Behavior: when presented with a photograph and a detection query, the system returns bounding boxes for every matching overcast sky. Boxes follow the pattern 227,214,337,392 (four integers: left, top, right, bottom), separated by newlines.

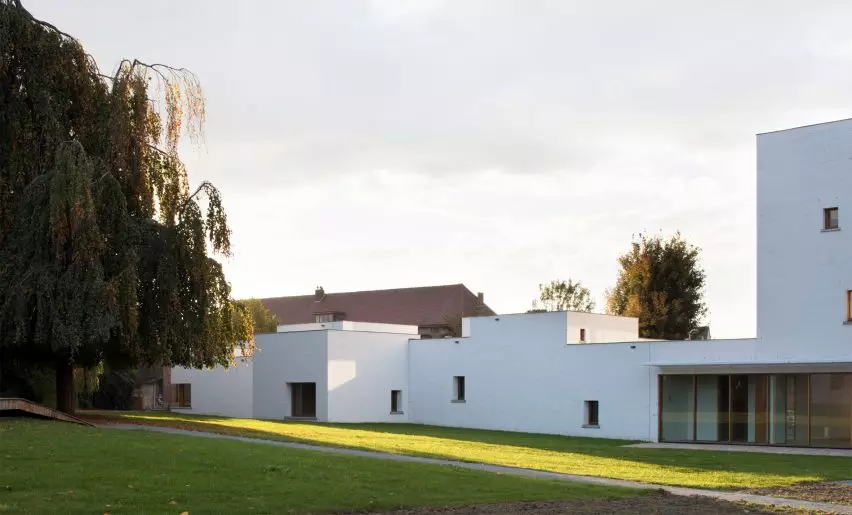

27,0,852,338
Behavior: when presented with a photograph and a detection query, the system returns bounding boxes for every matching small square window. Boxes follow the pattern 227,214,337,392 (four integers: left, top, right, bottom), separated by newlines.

579,328,586,342
391,390,403,414
824,207,839,230
584,400,599,427
453,376,465,402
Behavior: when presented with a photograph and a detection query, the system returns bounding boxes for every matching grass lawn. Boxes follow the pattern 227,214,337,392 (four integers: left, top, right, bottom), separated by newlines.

0,419,638,514
91,411,852,490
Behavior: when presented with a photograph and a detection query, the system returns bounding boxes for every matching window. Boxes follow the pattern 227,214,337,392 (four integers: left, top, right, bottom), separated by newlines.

824,207,839,230
453,376,466,402
847,290,852,322
584,400,599,427
391,390,403,414
315,313,334,323
171,384,191,408
580,328,586,342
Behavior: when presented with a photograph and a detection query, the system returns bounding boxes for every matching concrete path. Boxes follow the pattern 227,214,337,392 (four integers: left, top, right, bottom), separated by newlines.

106,424,852,514
630,441,852,457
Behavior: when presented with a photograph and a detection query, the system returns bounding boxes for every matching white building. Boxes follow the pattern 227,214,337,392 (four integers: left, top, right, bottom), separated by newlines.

172,119,852,448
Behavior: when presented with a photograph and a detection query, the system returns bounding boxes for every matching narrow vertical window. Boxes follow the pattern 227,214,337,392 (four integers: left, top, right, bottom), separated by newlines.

580,328,586,342
584,400,599,427
847,290,852,322
453,376,466,402
391,390,402,413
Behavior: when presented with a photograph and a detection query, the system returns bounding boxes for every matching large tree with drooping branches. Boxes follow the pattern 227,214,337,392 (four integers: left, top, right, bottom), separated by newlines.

0,0,254,413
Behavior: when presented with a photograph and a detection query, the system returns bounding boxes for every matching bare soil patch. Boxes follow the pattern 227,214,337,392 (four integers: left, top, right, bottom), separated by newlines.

746,483,852,507
372,492,825,514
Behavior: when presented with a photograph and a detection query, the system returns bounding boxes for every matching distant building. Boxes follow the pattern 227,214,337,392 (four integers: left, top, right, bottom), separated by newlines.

260,284,495,339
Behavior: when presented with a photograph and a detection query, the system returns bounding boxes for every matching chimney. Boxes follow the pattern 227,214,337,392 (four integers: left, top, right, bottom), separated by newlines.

314,286,325,302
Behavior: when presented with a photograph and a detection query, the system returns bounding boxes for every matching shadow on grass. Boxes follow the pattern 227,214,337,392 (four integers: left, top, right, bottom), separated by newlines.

81,410,852,488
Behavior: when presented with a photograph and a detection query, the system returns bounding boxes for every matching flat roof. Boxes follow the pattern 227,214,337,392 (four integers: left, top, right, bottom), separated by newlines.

647,359,852,367
757,117,852,136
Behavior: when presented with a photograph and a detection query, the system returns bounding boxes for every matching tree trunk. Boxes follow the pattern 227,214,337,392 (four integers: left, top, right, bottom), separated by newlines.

55,360,76,414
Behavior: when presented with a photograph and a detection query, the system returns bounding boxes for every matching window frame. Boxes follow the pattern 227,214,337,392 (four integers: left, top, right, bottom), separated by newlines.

847,290,852,322
171,383,192,408
452,376,466,402
824,207,839,231
584,400,599,427
391,390,403,414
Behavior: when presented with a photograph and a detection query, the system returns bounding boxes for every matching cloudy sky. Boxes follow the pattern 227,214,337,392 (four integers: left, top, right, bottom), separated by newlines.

28,0,852,338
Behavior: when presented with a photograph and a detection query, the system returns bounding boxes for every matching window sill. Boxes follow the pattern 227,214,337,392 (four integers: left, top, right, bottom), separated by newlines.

451,399,466,403
821,228,841,232
390,411,404,415
844,321,852,325
582,424,600,429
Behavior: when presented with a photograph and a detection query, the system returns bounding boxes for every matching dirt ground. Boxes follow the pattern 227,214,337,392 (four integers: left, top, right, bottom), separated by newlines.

746,483,852,507
372,492,823,514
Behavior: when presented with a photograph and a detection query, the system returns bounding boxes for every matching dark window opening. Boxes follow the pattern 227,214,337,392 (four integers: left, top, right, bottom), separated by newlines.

391,390,403,413
453,376,465,402
171,384,191,408
289,382,316,418
585,400,599,426
824,207,839,230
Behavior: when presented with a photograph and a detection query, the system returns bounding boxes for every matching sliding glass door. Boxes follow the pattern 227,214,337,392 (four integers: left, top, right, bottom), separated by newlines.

768,374,809,446
660,372,852,448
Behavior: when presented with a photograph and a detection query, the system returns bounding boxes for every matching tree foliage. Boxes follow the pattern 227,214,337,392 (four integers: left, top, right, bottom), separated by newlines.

0,0,253,412
531,279,595,313
444,300,491,338
238,298,280,334
605,232,708,340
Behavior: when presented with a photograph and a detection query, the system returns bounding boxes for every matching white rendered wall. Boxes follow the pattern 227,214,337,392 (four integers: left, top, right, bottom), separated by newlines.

566,312,639,343
252,331,329,421
409,312,654,439
170,361,253,418
757,119,852,362
277,321,419,335
326,330,412,422
277,322,344,332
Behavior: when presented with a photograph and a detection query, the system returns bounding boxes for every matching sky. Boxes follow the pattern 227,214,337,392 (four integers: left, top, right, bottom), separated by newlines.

26,0,852,338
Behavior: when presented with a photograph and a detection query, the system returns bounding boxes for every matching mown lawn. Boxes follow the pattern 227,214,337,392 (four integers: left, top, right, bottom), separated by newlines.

92,411,852,490
0,419,637,515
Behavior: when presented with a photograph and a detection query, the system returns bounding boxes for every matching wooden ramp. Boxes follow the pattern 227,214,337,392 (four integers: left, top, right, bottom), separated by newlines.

0,397,94,427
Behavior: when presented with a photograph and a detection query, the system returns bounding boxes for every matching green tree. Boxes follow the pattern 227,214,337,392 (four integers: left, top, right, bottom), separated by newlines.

605,232,708,340
531,279,595,313
444,300,491,338
0,1,253,414
238,299,280,334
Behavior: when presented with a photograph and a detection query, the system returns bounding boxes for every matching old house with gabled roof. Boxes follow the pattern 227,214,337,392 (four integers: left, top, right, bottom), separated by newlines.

261,284,495,339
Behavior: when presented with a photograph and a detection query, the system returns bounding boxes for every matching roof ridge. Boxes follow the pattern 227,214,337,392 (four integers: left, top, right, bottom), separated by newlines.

260,283,469,300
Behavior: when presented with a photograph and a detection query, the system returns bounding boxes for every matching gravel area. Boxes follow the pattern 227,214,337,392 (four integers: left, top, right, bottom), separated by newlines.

371,492,823,514
746,484,852,507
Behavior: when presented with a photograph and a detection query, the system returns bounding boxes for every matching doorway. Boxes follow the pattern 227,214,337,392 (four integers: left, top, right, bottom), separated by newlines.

289,382,316,418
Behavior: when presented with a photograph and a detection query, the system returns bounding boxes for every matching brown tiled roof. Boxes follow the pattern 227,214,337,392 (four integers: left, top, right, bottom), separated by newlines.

261,284,495,327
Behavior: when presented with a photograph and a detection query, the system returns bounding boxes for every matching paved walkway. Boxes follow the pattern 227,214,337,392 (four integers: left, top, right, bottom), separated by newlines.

107,424,852,514
630,442,852,457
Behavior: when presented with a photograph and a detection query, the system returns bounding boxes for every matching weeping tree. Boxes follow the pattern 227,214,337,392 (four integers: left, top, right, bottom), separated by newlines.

0,0,254,414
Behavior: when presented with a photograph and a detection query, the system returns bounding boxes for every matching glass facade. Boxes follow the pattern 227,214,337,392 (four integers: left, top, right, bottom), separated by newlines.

660,373,852,448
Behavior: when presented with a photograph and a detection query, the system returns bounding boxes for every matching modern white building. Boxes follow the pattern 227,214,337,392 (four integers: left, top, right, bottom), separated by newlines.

172,119,852,448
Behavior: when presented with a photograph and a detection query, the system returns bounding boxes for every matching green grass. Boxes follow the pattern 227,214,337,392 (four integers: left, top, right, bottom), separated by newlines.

0,419,637,514
95,411,852,490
